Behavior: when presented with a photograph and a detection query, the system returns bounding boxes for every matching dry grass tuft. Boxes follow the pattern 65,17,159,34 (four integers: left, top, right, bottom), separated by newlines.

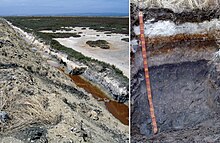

0,94,15,112
13,96,57,124
0,94,60,134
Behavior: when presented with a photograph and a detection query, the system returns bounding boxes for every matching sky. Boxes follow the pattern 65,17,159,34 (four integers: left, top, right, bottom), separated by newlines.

0,0,129,16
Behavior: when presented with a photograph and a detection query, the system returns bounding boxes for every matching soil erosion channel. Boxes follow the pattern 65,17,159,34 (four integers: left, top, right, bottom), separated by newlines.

69,74,129,125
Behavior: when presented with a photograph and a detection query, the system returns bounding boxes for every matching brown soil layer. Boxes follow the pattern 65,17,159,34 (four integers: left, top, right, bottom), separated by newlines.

146,33,218,56
130,33,218,65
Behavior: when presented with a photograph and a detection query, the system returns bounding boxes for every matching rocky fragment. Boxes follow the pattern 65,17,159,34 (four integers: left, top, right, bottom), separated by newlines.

0,111,10,123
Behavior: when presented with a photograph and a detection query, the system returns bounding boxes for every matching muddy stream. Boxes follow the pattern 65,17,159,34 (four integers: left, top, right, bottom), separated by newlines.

69,75,129,125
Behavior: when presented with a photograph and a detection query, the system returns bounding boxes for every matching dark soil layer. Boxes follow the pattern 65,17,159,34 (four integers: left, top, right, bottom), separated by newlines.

131,60,220,142
14,126,48,143
131,3,220,26
130,3,220,38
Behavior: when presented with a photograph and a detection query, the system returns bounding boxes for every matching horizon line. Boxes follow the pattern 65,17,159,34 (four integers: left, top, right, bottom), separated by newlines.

1,12,128,17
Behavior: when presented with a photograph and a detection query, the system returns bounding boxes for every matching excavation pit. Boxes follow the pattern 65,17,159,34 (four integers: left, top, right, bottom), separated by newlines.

131,59,220,139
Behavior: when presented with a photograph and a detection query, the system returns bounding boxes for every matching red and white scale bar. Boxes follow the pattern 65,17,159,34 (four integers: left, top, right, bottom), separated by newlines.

138,0,158,134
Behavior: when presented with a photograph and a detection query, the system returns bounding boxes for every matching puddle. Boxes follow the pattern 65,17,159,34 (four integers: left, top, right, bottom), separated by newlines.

69,75,129,125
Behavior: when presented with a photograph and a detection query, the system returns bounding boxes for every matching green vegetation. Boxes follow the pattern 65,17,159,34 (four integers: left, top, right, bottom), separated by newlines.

61,27,72,31
5,17,128,34
47,33,80,38
51,40,92,63
86,40,110,49
36,32,81,44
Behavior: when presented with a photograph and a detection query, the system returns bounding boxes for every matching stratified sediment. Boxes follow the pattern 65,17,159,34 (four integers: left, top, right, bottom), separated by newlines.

131,1,220,142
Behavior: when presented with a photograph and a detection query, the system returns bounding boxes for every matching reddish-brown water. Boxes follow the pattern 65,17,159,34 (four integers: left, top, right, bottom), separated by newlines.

105,101,129,125
69,75,129,125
